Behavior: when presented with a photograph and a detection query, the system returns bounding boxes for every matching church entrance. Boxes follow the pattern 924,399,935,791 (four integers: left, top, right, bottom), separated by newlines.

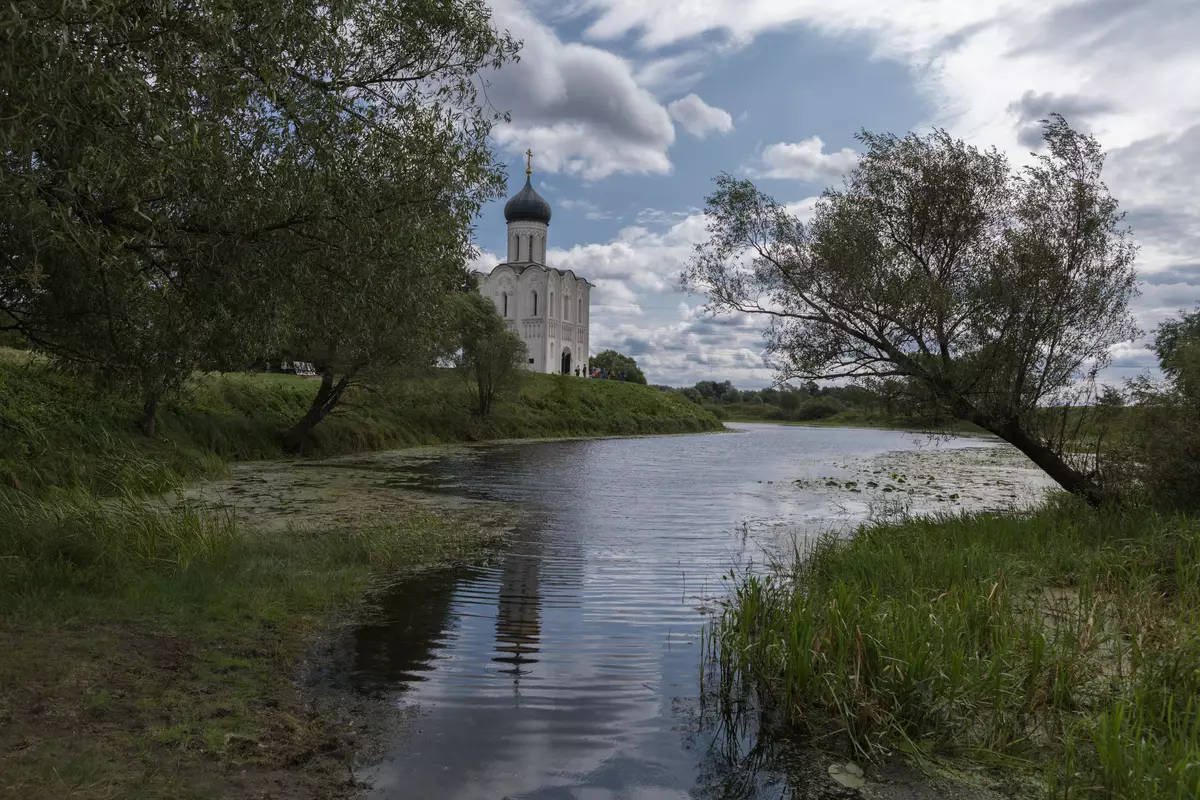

560,348,571,375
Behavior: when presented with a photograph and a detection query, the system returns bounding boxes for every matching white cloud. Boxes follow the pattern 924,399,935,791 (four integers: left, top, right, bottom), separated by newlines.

781,196,822,223
592,278,644,315
550,212,709,293
634,51,710,92
484,0,675,180
567,0,1200,282
468,247,503,273
547,208,828,386
480,0,1200,384
748,136,859,183
667,94,735,138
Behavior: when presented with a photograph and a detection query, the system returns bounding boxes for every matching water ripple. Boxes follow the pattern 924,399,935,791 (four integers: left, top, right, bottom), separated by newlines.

340,424,1049,799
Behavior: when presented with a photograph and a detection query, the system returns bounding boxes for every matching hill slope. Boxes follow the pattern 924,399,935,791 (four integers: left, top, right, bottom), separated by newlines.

0,354,721,495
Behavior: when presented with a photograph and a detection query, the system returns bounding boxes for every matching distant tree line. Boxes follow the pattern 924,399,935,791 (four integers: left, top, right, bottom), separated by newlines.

651,378,926,424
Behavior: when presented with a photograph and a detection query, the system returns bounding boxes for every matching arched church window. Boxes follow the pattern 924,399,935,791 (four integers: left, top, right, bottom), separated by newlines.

528,234,534,262
532,291,538,316
564,295,568,321
578,298,582,322
550,292,554,319
502,292,508,317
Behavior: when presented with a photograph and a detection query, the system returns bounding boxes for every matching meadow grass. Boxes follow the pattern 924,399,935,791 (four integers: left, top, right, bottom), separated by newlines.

0,356,720,496
0,352,716,796
0,488,504,799
707,499,1200,798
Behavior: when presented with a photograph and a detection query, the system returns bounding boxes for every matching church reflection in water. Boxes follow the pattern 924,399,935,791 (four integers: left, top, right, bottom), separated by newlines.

492,534,543,693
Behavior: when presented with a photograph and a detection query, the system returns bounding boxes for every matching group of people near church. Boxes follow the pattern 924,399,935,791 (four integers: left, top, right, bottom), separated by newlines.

575,367,627,381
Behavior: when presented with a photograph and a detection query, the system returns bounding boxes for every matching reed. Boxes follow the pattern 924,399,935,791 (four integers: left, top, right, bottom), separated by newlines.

707,499,1200,797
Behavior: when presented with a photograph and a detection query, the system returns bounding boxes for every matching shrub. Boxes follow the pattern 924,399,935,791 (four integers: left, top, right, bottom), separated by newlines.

793,396,844,420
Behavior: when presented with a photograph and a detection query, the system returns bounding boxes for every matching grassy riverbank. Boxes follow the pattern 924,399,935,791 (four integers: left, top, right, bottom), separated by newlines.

0,355,717,797
708,500,1200,798
0,489,505,799
0,352,721,496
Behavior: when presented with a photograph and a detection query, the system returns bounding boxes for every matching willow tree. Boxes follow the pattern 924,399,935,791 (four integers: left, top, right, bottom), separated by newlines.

684,116,1139,503
1,0,517,438
452,291,527,420
1123,310,1200,509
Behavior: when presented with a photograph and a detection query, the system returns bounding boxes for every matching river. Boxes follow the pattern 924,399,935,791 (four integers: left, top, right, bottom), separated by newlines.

200,423,1056,798
318,423,1057,799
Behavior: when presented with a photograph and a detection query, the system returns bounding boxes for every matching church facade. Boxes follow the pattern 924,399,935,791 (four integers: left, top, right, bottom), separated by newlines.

475,157,592,375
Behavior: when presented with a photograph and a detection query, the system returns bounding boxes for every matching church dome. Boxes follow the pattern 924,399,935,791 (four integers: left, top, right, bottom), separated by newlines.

504,174,552,225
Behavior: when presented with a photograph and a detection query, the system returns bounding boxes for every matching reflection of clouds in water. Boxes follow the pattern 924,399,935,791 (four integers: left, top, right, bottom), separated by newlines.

342,425,1053,798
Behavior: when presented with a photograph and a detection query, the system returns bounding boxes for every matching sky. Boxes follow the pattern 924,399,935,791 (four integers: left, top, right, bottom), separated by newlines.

467,0,1200,389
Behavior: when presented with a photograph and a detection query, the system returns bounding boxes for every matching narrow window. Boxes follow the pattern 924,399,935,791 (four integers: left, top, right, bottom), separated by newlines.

578,298,582,322
528,234,534,262
532,291,538,316
550,292,554,319
502,292,508,317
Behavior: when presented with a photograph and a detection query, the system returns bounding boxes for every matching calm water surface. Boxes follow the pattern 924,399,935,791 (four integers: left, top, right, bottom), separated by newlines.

346,424,1046,799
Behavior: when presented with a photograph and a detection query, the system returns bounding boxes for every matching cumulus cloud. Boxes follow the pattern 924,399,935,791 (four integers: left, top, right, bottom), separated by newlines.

547,208,841,386
550,213,709,293
554,0,1200,383
667,94,734,138
468,247,503,274
748,136,859,183
484,0,674,179
592,278,643,315
781,196,822,223
564,0,1200,249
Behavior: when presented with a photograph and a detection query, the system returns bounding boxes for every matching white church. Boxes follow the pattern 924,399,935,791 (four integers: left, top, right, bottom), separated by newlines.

475,153,592,375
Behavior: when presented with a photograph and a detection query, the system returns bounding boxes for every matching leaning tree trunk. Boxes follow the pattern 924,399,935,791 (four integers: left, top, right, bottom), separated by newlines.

981,415,1110,506
140,393,159,439
283,370,351,453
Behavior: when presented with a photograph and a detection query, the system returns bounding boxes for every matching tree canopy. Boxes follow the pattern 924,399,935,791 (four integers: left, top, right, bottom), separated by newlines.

684,116,1139,503
591,350,647,383
453,292,527,419
1,0,518,440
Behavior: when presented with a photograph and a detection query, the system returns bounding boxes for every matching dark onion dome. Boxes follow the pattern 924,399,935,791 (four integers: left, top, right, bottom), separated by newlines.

503,174,552,224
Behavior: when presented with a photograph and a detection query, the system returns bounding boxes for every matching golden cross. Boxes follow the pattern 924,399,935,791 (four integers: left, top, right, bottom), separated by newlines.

525,149,533,175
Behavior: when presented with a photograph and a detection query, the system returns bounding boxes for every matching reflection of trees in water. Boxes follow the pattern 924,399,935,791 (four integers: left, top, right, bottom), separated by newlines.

349,567,473,692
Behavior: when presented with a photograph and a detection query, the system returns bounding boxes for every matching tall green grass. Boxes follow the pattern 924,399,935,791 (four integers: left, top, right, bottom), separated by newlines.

708,500,1200,798
0,488,503,621
0,486,505,799
0,356,720,497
